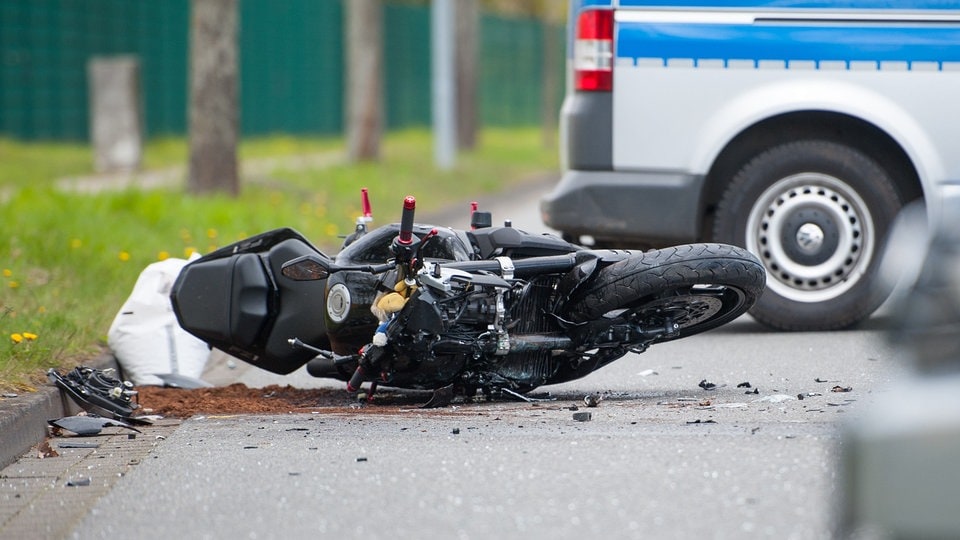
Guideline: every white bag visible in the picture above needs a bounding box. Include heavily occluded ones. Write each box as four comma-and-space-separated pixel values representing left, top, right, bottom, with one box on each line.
107, 257, 210, 386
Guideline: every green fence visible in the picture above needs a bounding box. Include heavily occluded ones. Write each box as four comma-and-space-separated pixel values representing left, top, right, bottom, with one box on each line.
0, 0, 563, 141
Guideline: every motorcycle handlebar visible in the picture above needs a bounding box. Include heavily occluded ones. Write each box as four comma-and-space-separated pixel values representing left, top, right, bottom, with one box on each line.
397, 196, 416, 246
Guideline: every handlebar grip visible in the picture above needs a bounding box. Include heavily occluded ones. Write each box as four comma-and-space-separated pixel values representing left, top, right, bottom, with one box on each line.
398, 195, 416, 245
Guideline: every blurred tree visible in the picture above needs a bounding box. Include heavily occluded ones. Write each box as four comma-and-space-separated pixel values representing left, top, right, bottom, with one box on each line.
346, 0, 383, 162
187, 0, 239, 196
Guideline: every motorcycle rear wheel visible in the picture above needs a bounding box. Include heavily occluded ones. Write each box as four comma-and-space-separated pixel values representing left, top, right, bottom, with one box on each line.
565, 244, 765, 341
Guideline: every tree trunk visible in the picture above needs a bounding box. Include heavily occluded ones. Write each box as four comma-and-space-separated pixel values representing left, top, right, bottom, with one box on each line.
345, 0, 382, 162
541, 22, 560, 149
455, 0, 479, 150
187, 0, 239, 196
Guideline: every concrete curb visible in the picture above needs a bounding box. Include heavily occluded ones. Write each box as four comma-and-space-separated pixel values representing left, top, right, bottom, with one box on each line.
0, 353, 120, 469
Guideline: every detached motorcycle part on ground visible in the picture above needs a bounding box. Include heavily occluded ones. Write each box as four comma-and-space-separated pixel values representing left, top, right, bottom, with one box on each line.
170, 192, 765, 405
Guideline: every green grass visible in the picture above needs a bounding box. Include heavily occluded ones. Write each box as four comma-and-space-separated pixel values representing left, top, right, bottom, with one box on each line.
0, 127, 558, 390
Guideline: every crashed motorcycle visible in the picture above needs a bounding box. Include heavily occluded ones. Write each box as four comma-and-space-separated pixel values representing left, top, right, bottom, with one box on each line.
170, 190, 765, 406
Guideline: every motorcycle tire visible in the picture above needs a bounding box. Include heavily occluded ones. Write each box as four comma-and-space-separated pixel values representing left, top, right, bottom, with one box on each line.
564, 243, 765, 341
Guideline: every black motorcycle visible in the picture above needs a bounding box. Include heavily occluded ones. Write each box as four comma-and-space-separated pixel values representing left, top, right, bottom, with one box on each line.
170, 191, 765, 406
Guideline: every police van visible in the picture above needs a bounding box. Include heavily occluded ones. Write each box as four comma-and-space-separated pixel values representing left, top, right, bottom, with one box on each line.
541, 0, 960, 331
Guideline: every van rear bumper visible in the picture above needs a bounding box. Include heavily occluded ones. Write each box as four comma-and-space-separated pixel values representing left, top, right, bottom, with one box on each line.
540, 169, 704, 245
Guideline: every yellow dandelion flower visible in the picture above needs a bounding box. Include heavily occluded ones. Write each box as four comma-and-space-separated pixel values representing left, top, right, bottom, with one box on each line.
184, 247, 198, 257
8, 281, 19, 289
37, 306, 46, 314
2, 269, 11, 278
206, 228, 218, 239
22, 332, 37, 341
10, 333, 23, 344
324, 223, 339, 237
70, 238, 83, 249
118, 251, 131, 262
157, 251, 170, 261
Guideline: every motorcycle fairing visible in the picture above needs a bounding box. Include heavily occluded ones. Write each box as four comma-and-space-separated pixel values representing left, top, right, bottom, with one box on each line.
170, 228, 332, 374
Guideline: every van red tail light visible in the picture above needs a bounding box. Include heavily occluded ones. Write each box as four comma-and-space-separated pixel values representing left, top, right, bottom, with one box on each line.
574, 9, 614, 92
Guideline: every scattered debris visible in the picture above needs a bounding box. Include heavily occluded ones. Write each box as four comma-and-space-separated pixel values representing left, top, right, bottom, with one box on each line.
737, 382, 752, 388
48, 366, 141, 421
153, 373, 213, 389
686, 419, 717, 424
832, 385, 853, 393
638, 369, 658, 376
48, 415, 142, 436
753, 394, 797, 404
2, 393, 18, 398
451, 428, 460, 435
37, 439, 59, 459
57, 441, 101, 449
714, 402, 748, 408
815, 377, 832, 383
66, 477, 91, 487
745, 388, 759, 395
583, 394, 602, 407
797, 392, 823, 400
572, 412, 592, 422
357, 457, 368, 462
698, 379, 717, 390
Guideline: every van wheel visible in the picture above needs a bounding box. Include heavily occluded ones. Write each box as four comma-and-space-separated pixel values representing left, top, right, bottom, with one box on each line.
713, 140, 902, 331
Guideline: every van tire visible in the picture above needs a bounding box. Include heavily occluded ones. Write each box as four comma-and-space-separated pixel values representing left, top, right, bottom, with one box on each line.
713, 140, 902, 331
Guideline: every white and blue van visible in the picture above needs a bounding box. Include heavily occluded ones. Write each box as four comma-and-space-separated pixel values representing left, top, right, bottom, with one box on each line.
541, 0, 960, 330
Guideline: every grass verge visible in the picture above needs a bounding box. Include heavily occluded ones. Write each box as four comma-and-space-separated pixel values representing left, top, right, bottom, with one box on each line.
0, 127, 558, 390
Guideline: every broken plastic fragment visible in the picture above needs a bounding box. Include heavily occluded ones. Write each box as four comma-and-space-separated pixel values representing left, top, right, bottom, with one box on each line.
48, 415, 142, 436
66, 477, 91, 487
699, 379, 717, 390
153, 373, 213, 389
572, 412, 592, 422
47, 366, 139, 420
57, 441, 101, 449
753, 394, 797, 404
831, 385, 853, 393
737, 382, 752, 388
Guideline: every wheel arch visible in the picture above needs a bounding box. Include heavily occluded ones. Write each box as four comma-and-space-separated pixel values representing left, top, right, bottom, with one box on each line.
699, 111, 924, 240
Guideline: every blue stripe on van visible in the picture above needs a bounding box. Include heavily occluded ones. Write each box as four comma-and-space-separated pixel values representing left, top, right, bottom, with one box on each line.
612, 1, 960, 8
616, 22, 960, 65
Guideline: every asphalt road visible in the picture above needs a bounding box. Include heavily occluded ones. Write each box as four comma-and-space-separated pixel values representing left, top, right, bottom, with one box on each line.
63, 316, 907, 540
3, 176, 913, 539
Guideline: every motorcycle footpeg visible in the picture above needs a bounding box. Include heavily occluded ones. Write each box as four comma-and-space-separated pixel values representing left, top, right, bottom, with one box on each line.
306, 355, 356, 378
